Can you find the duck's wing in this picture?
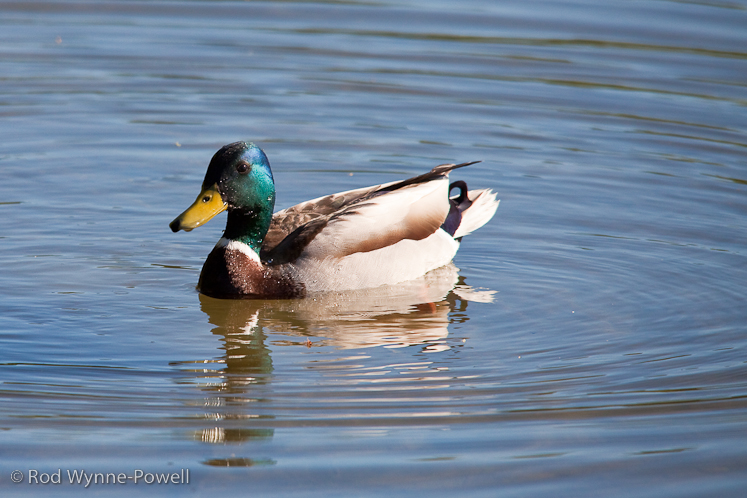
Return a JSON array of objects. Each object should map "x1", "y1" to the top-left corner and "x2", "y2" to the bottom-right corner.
[
  {"x1": 260, "y1": 183, "x2": 383, "y2": 256},
  {"x1": 260, "y1": 162, "x2": 478, "y2": 265}
]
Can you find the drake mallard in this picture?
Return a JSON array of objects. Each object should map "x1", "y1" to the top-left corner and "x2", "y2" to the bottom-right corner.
[{"x1": 170, "y1": 141, "x2": 499, "y2": 299}]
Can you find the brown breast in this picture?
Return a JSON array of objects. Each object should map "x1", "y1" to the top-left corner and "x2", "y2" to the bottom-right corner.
[{"x1": 197, "y1": 246, "x2": 305, "y2": 299}]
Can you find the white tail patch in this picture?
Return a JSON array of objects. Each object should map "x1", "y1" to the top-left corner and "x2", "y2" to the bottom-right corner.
[{"x1": 453, "y1": 189, "x2": 499, "y2": 239}]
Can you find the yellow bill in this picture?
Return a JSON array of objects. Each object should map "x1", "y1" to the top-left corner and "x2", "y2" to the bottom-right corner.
[{"x1": 170, "y1": 184, "x2": 227, "y2": 232}]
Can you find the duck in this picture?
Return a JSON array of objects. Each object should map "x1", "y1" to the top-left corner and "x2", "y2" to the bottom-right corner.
[{"x1": 170, "y1": 141, "x2": 499, "y2": 299}]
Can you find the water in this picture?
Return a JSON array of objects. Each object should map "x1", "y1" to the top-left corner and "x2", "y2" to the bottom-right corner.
[{"x1": 1, "y1": 0, "x2": 746, "y2": 496}]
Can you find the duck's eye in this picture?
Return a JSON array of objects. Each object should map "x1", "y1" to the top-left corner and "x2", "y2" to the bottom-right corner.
[{"x1": 236, "y1": 163, "x2": 250, "y2": 174}]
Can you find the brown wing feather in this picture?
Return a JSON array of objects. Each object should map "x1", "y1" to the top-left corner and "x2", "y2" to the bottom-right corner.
[
  {"x1": 261, "y1": 184, "x2": 383, "y2": 256},
  {"x1": 260, "y1": 161, "x2": 480, "y2": 264}
]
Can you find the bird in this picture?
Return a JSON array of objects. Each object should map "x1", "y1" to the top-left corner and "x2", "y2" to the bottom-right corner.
[{"x1": 170, "y1": 141, "x2": 499, "y2": 299}]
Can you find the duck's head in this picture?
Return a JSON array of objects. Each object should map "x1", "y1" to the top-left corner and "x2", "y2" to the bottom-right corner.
[{"x1": 170, "y1": 142, "x2": 276, "y2": 235}]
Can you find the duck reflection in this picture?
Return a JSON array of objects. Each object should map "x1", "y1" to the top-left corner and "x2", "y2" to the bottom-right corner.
[
  {"x1": 200, "y1": 264, "x2": 494, "y2": 351},
  {"x1": 191, "y1": 264, "x2": 494, "y2": 447}
]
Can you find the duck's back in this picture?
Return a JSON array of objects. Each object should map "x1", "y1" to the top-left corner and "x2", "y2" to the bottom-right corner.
[{"x1": 259, "y1": 163, "x2": 498, "y2": 292}]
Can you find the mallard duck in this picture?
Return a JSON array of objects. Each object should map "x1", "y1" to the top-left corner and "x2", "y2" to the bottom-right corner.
[{"x1": 170, "y1": 141, "x2": 499, "y2": 299}]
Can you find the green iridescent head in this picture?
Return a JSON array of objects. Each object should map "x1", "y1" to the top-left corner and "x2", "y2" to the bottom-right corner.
[
  {"x1": 170, "y1": 142, "x2": 276, "y2": 252},
  {"x1": 203, "y1": 141, "x2": 275, "y2": 213}
]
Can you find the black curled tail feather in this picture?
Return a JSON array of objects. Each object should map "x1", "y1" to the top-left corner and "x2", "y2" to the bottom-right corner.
[{"x1": 440, "y1": 181, "x2": 474, "y2": 237}]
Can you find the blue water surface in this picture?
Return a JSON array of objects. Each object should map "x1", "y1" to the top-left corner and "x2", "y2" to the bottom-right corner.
[{"x1": 1, "y1": 1, "x2": 746, "y2": 496}]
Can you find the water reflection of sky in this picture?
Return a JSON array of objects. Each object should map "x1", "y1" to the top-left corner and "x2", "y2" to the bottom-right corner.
[{"x1": 1, "y1": 0, "x2": 746, "y2": 495}]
